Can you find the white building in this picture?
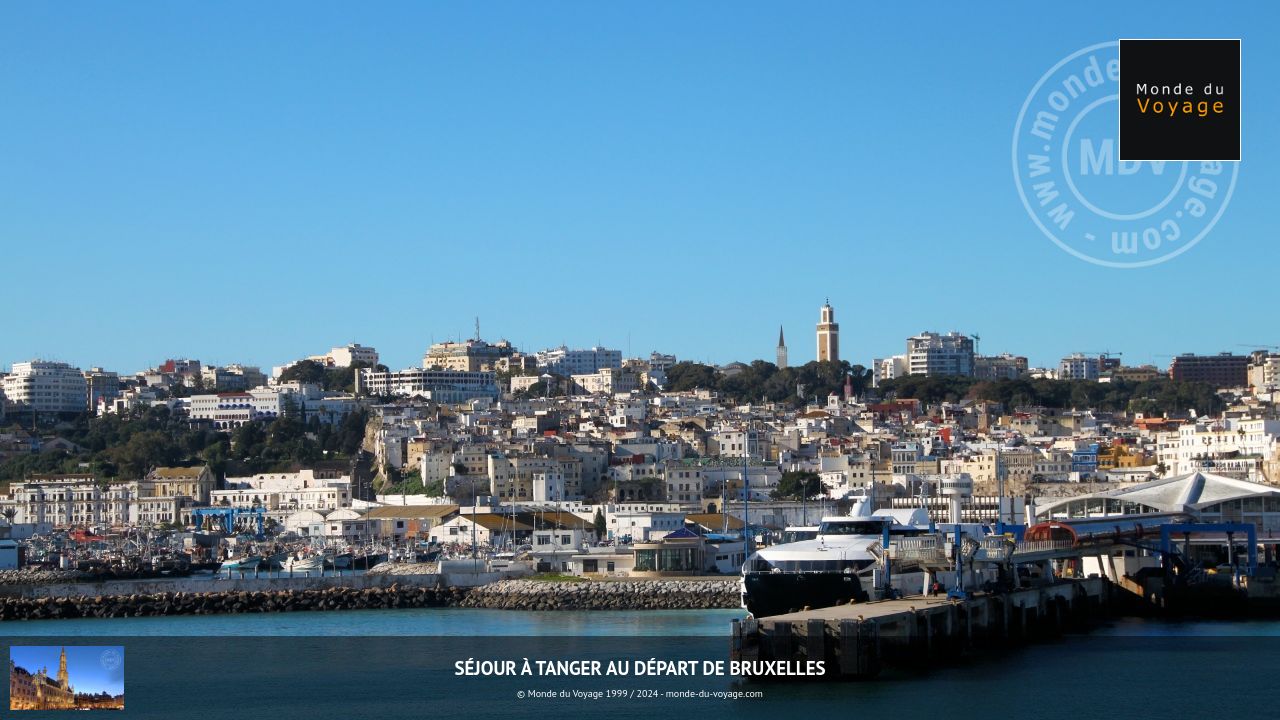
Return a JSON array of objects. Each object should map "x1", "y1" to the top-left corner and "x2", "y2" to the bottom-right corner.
[
  {"x1": 906, "y1": 332, "x2": 974, "y2": 377},
  {"x1": 320, "y1": 507, "x2": 369, "y2": 542},
  {"x1": 1058, "y1": 353, "x2": 1101, "y2": 381},
  {"x1": 974, "y1": 353, "x2": 1029, "y2": 381},
  {"x1": 323, "y1": 344, "x2": 379, "y2": 368},
  {"x1": 873, "y1": 355, "x2": 909, "y2": 385},
  {"x1": 0, "y1": 474, "x2": 195, "y2": 527},
  {"x1": 186, "y1": 388, "x2": 290, "y2": 429},
  {"x1": 534, "y1": 346, "x2": 622, "y2": 376},
  {"x1": 648, "y1": 352, "x2": 677, "y2": 374},
  {"x1": 608, "y1": 508, "x2": 686, "y2": 542},
  {"x1": 1249, "y1": 353, "x2": 1280, "y2": 392},
  {"x1": 663, "y1": 465, "x2": 705, "y2": 504},
  {"x1": 3, "y1": 361, "x2": 88, "y2": 413},
  {"x1": 221, "y1": 470, "x2": 353, "y2": 512},
  {"x1": 571, "y1": 368, "x2": 638, "y2": 395},
  {"x1": 201, "y1": 364, "x2": 266, "y2": 391},
  {"x1": 83, "y1": 368, "x2": 120, "y2": 409},
  {"x1": 532, "y1": 471, "x2": 566, "y2": 503},
  {"x1": 354, "y1": 368, "x2": 498, "y2": 403},
  {"x1": 423, "y1": 339, "x2": 513, "y2": 372},
  {"x1": 187, "y1": 385, "x2": 355, "y2": 429},
  {"x1": 1164, "y1": 417, "x2": 1280, "y2": 480}
]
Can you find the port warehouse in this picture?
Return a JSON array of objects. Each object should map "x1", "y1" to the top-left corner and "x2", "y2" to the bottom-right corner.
[{"x1": 733, "y1": 471, "x2": 1280, "y2": 678}]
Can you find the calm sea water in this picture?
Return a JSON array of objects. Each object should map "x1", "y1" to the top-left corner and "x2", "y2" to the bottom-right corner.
[
  {"x1": 2, "y1": 604, "x2": 1278, "y2": 638},
  {"x1": 1, "y1": 609, "x2": 1276, "y2": 719},
  {"x1": 0, "y1": 606, "x2": 744, "y2": 636}
]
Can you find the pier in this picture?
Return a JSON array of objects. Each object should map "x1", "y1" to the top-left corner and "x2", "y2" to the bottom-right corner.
[
  {"x1": 731, "y1": 577, "x2": 1112, "y2": 679},
  {"x1": 732, "y1": 508, "x2": 1280, "y2": 678}
]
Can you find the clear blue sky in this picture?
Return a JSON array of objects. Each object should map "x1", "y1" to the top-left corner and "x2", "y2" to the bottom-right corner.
[
  {"x1": 10, "y1": 645, "x2": 124, "y2": 695},
  {"x1": 2, "y1": 2, "x2": 1275, "y2": 373}
]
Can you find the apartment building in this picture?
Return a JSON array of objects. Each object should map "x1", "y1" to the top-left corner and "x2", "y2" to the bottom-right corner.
[
  {"x1": 354, "y1": 368, "x2": 499, "y2": 402},
  {"x1": 906, "y1": 332, "x2": 975, "y2": 377},
  {"x1": 3, "y1": 361, "x2": 88, "y2": 413},
  {"x1": 534, "y1": 346, "x2": 622, "y2": 376}
]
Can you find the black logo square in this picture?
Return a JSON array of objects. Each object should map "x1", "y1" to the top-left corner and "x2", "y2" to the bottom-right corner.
[{"x1": 1119, "y1": 39, "x2": 1240, "y2": 161}]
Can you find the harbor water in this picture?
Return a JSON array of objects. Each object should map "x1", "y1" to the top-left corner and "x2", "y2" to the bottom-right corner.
[{"x1": 2, "y1": 609, "x2": 1277, "y2": 719}]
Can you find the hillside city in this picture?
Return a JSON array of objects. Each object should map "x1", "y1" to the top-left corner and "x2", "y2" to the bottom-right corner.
[{"x1": 2, "y1": 300, "x2": 1279, "y2": 575}]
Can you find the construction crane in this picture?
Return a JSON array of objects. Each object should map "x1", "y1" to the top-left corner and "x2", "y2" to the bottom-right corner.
[
  {"x1": 1237, "y1": 344, "x2": 1280, "y2": 351},
  {"x1": 1073, "y1": 350, "x2": 1123, "y2": 360},
  {"x1": 970, "y1": 333, "x2": 981, "y2": 356}
]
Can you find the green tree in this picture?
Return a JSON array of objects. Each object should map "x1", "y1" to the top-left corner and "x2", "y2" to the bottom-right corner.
[{"x1": 771, "y1": 471, "x2": 825, "y2": 500}]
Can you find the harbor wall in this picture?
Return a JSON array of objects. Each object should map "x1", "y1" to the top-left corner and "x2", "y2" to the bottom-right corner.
[
  {"x1": 0, "y1": 575, "x2": 741, "y2": 620},
  {"x1": 459, "y1": 578, "x2": 741, "y2": 610},
  {"x1": 0, "y1": 583, "x2": 468, "y2": 620},
  {"x1": 0, "y1": 571, "x2": 444, "y2": 600}
]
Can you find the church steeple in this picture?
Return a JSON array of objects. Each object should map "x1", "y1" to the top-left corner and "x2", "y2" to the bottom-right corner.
[
  {"x1": 776, "y1": 326, "x2": 788, "y2": 370},
  {"x1": 57, "y1": 647, "x2": 68, "y2": 690}
]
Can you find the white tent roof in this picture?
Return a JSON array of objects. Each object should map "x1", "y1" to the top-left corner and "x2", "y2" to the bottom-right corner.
[{"x1": 1037, "y1": 471, "x2": 1280, "y2": 516}]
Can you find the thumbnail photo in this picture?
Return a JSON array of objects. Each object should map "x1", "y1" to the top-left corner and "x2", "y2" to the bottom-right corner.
[{"x1": 9, "y1": 646, "x2": 124, "y2": 711}]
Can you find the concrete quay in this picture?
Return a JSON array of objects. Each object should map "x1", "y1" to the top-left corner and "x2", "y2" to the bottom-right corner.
[{"x1": 731, "y1": 578, "x2": 1112, "y2": 679}]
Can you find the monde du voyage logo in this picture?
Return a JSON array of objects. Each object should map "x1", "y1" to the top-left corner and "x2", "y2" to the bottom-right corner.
[{"x1": 1012, "y1": 40, "x2": 1240, "y2": 268}]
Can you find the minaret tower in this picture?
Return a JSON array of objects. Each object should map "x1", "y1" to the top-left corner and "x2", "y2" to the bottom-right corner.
[
  {"x1": 816, "y1": 299, "x2": 840, "y2": 363},
  {"x1": 776, "y1": 326, "x2": 788, "y2": 370}
]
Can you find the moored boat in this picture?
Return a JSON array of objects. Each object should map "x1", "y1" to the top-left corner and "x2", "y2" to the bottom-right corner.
[
  {"x1": 220, "y1": 555, "x2": 262, "y2": 574},
  {"x1": 740, "y1": 502, "x2": 934, "y2": 618},
  {"x1": 279, "y1": 553, "x2": 325, "y2": 573}
]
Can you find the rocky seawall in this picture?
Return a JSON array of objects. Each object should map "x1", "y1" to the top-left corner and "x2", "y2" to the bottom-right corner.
[
  {"x1": 0, "y1": 569, "x2": 87, "y2": 585},
  {"x1": 459, "y1": 579, "x2": 741, "y2": 611},
  {"x1": 0, "y1": 578, "x2": 741, "y2": 620},
  {"x1": 0, "y1": 585, "x2": 467, "y2": 620}
]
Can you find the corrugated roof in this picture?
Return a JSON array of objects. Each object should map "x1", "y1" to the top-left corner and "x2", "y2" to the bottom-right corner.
[
  {"x1": 685, "y1": 513, "x2": 744, "y2": 530},
  {"x1": 464, "y1": 514, "x2": 534, "y2": 531},
  {"x1": 525, "y1": 511, "x2": 594, "y2": 530},
  {"x1": 149, "y1": 466, "x2": 207, "y2": 479}
]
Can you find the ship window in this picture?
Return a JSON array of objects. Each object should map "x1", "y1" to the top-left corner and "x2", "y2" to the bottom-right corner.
[{"x1": 818, "y1": 520, "x2": 885, "y2": 535}]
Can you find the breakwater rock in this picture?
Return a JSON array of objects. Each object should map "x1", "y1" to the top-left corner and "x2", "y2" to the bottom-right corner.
[
  {"x1": 0, "y1": 577, "x2": 740, "y2": 620},
  {"x1": 458, "y1": 579, "x2": 740, "y2": 611},
  {"x1": 0, "y1": 569, "x2": 86, "y2": 585},
  {"x1": 367, "y1": 562, "x2": 438, "y2": 576},
  {"x1": 0, "y1": 584, "x2": 468, "y2": 621}
]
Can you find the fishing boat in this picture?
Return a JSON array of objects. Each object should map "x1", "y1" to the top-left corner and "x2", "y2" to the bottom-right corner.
[
  {"x1": 219, "y1": 555, "x2": 263, "y2": 574},
  {"x1": 279, "y1": 553, "x2": 325, "y2": 573},
  {"x1": 349, "y1": 551, "x2": 387, "y2": 570},
  {"x1": 325, "y1": 552, "x2": 352, "y2": 570}
]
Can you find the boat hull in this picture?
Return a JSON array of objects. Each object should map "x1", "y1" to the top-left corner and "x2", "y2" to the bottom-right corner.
[
  {"x1": 280, "y1": 557, "x2": 325, "y2": 573},
  {"x1": 741, "y1": 572, "x2": 869, "y2": 618},
  {"x1": 220, "y1": 557, "x2": 262, "y2": 574}
]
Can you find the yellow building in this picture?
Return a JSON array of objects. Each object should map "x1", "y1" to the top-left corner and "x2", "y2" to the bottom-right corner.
[
  {"x1": 144, "y1": 465, "x2": 216, "y2": 504},
  {"x1": 1097, "y1": 443, "x2": 1146, "y2": 471}
]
